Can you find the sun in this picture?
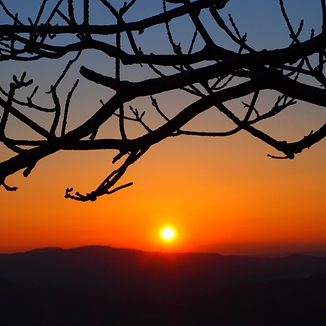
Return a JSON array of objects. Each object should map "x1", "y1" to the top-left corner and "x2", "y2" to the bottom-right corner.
[{"x1": 162, "y1": 227, "x2": 175, "y2": 240}]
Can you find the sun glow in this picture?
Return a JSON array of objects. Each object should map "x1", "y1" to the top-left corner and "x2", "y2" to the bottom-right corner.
[{"x1": 162, "y1": 227, "x2": 175, "y2": 240}]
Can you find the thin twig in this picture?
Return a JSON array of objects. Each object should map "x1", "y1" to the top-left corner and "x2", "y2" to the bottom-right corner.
[{"x1": 61, "y1": 79, "x2": 79, "y2": 136}]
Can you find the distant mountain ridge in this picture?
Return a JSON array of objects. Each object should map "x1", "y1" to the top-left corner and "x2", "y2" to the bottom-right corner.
[
  {"x1": 1, "y1": 246, "x2": 326, "y2": 325},
  {"x1": 193, "y1": 242, "x2": 326, "y2": 257},
  {"x1": 1, "y1": 245, "x2": 326, "y2": 292}
]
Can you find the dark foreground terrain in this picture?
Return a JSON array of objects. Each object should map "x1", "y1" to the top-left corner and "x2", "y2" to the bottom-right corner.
[{"x1": 0, "y1": 246, "x2": 326, "y2": 325}]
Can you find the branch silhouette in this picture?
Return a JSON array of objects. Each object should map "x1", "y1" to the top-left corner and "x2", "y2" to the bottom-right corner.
[{"x1": 0, "y1": 0, "x2": 326, "y2": 200}]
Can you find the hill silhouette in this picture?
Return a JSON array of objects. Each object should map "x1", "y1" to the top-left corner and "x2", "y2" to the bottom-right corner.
[{"x1": 0, "y1": 246, "x2": 326, "y2": 325}]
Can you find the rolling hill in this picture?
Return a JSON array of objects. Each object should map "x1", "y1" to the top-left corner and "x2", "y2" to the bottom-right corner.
[{"x1": 0, "y1": 246, "x2": 326, "y2": 325}]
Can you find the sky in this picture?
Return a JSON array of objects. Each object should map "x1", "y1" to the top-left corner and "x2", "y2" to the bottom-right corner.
[{"x1": 1, "y1": 0, "x2": 326, "y2": 255}]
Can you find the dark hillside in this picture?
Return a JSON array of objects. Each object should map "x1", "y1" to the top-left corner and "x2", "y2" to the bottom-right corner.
[
  {"x1": 0, "y1": 246, "x2": 326, "y2": 325},
  {"x1": 1, "y1": 246, "x2": 326, "y2": 291}
]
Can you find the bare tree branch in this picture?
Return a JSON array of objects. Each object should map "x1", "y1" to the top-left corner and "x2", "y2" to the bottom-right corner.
[{"x1": 0, "y1": 0, "x2": 325, "y2": 201}]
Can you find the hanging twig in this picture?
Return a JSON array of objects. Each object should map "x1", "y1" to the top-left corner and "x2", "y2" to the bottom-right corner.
[
  {"x1": 83, "y1": 0, "x2": 89, "y2": 26},
  {"x1": 61, "y1": 79, "x2": 79, "y2": 136},
  {"x1": 67, "y1": 0, "x2": 77, "y2": 26}
]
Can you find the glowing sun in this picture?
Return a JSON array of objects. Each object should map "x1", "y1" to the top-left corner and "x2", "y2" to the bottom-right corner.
[{"x1": 162, "y1": 227, "x2": 175, "y2": 240}]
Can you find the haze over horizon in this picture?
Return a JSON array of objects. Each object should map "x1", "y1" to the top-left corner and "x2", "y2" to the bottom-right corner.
[{"x1": 2, "y1": 242, "x2": 326, "y2": 258}]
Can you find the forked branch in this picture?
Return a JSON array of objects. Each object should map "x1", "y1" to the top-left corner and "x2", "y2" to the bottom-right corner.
[{"x1": 0, "y1": 0, "x2": 325, "y2": 201}]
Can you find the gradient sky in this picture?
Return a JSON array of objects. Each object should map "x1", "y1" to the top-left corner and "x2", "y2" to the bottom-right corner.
[{"x1": 1, "y1": 0, "x2": 326, "y2": 255}]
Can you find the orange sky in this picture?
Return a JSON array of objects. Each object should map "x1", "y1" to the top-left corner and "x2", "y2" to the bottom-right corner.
[
  {"x1": 1, "y1": 0, "x2": 326, "y2": 255},
  {"x1": 2, "y1": 128, "x2": 326, "y2": 254}
]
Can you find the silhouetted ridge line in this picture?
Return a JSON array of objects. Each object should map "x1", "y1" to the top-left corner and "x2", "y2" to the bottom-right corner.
[
  {"x1": 0, "y1": 246, "x2": 326, "y2": 292},
  {"x1": 1, "y1": 246, "x2": 326, "y2": 325}
]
